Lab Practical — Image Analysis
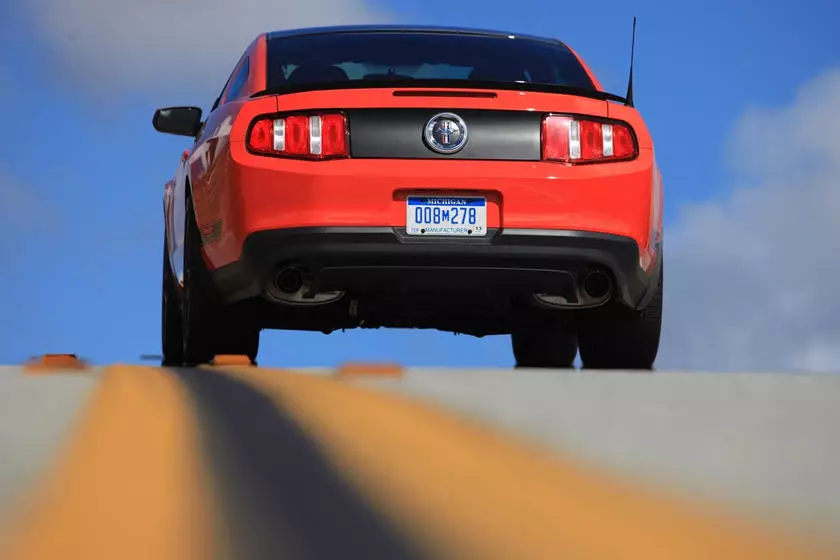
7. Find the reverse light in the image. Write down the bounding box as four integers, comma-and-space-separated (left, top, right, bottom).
247, 112, 348, 159
542, 115, 637, 163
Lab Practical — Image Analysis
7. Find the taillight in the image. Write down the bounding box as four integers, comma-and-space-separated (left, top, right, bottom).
247, 112, 348, 159
542, 115, 637, 164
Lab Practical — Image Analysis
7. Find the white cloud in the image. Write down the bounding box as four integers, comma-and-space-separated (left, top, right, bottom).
22, 0, 394, 101
658, 67, 840, 373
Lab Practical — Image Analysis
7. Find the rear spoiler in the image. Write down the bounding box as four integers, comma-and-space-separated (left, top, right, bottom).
251, 80, 631, 105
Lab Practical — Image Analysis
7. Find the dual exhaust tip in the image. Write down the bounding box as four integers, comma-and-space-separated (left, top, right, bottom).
581, 269, 612, 300
533, 269, 613, 310
275, 266, 305, 294
267, 266, 345, 307
273, 265, 612, 307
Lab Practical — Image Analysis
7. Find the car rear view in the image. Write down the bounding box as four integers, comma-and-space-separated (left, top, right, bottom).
157, 26, 663, 369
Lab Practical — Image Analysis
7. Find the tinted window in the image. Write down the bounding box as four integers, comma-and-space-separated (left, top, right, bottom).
225, 57, 250, 102
211, 54, 245, 111
265, 32, 595, 91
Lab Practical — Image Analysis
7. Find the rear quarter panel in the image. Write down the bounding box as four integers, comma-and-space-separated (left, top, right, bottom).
608, 102, 661, 271
185, 33, 268, 262
188, 96, 277, 264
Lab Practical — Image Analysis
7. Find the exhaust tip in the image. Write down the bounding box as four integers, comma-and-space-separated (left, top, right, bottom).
265, 266, 344, 307
582, 270, 612, 299
275, 267, 304, 294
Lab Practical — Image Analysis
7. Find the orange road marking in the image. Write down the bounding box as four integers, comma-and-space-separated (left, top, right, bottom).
24, 354, 88, 373
335, 362, 405, 378
226, 367, 839, 560
211, 354, 254, 366
1, 365, 219, 560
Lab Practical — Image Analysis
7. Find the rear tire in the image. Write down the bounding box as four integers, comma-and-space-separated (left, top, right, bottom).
511, 329, 578, 368
577, 258, 663, 370
180, 196, 260, 366
161, 236, 184, 366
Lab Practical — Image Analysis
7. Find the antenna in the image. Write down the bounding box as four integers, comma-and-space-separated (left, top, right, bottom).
625, 16, 637, 107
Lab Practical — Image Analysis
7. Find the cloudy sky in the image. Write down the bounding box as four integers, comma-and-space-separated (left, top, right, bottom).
1, 0, 838, 372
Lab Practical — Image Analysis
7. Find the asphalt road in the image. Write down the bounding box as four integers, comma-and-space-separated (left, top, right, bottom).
0, 362, 838, 559
358, 368, 840, 535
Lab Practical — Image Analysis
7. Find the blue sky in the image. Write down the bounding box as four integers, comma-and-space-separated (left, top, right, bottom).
1, 0, 838, 370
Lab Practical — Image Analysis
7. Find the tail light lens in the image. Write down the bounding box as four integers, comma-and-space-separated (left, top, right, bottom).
542, 115, 637, 164
247, 112, 348, 160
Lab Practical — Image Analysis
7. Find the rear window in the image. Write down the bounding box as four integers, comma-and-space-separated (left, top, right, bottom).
265, 31, 596, 92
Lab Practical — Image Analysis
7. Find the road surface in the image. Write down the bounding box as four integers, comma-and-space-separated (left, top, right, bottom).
1, 359, 839, 559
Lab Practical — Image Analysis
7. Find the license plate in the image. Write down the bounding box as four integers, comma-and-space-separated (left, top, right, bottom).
406, 196, 487, 236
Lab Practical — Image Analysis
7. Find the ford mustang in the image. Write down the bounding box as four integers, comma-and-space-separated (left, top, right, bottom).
154, 25, 663, 369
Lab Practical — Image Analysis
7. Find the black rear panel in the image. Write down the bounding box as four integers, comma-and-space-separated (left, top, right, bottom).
347, 109, 542, 160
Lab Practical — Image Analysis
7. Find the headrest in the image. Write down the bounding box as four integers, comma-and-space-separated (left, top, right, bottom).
286, 64, 350, 84
468, 64, 526, 82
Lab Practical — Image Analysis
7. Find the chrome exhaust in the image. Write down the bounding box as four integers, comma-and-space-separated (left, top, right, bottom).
265, 266, 344, 307
275, 266, 304, 294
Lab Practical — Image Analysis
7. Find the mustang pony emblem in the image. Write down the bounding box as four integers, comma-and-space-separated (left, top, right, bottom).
424, 112, 469, 154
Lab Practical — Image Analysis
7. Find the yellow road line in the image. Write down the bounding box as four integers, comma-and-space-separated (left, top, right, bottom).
1, 365, 218, 560
225, 366, 839, 560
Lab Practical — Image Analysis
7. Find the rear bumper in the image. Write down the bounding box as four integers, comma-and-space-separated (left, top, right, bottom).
200, 153, 657, 271
211, 226, 660, 310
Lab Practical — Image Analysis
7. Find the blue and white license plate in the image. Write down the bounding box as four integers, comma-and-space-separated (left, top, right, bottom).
406, 196, 487, 236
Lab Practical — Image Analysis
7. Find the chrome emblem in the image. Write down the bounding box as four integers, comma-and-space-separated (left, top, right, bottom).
424, 112, 468, 154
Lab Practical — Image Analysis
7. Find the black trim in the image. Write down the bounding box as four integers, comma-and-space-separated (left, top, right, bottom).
152, 106, 203, 137
392, 90, 498, 98
347, 109, 541, 160
637, 242, 662, 309
251, 80, 628, 105
210, 227, 657, 311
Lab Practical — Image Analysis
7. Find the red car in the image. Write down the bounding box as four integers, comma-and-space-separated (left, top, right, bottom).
154, 25, 663, 369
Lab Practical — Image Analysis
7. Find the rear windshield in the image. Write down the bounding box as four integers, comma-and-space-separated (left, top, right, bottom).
264, 31, 596, 92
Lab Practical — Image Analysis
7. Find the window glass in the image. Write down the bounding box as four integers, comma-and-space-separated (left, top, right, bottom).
265, 32, 595, 91
224, 57, 250, 103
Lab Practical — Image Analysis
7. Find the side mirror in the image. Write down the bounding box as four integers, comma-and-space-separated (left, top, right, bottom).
153, 106, 203, 137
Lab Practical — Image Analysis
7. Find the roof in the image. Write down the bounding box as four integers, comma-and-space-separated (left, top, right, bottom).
265, 24, 564, 46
